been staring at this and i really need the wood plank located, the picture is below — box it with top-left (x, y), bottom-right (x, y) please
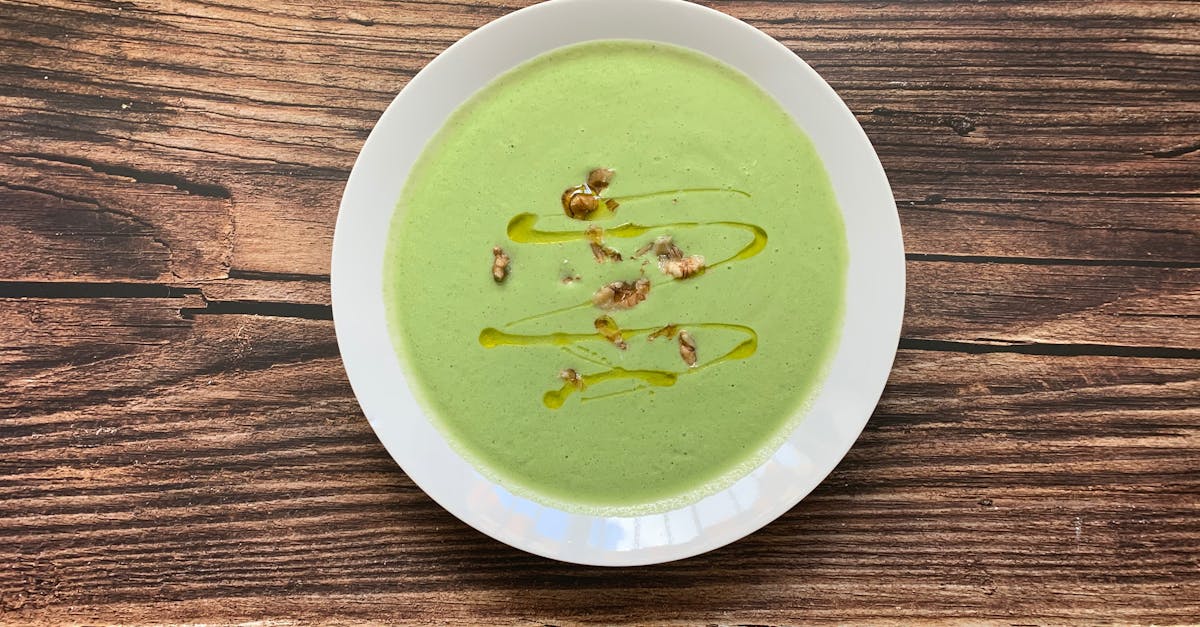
top-left (0, 153), bottom-right (233, 282)
top-left (906, 262), bottom-right (1199, 350)
top-left (0, 0), bottom-right (1196, 282)
top-left (0, 302), bottom-right (1196, 623)
top-left (11, 258), bottom-right (1195, 350)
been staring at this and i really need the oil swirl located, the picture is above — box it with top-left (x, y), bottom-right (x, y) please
top-left (483, 181), bottom-right (766, 408)
top-left (480, 323), bottom-right (758, 408)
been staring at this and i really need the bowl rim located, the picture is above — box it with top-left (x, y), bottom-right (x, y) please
top-left (332, 0), bottom-right (904, 566)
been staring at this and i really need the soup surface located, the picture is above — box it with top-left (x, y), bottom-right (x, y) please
top-left (384, 40), bottom-right (848, 514)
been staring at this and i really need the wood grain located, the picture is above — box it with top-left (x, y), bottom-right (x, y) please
top-left (1, 305), bottom-right (1197, 624)
top-left (1, 0), bottom-right (1198, 624)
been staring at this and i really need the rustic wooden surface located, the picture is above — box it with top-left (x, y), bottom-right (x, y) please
top-left (1, 0), bottom-right (1198, 624)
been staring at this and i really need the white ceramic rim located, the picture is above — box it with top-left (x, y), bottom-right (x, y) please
top-left (332, 0), bottom-right (904, 566)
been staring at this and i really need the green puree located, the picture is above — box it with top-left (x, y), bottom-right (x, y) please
top-left (384, 41), bottom-right (848, 514)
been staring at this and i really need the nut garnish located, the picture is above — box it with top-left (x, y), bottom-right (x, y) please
top-left (585, 225), bottom-right (623, 263)
top-left (491, 246), bottom-right (510, 283)
top-left (660, 254), bottom-right (705, 279)
top-left (647, 323), bottom-right (679, 342)
top-left (592, 277), bottom-right (651, 310)
top-left (678, 330), bottom-right (698, 368)
top-left (561, 168), bottom-right (618, 220)
top-left (562, 185), bottom-right (598, 220)
top-left (634, 235), bottom-right (705, 279)
top-left (593, 315), bottom-right (627, 350)
top-left (587, 167), bottom-right (614, 193)
top-left (634, 235), bottom-right (683, 260)
top-left (559, 368), bottom-right (584, 389)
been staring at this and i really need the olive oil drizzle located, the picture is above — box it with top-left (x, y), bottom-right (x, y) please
top-left (486, 180), bottom-right (765, 408)
top-left (613, 187), bottom-right (751, 204)
top-left (479, 323), bottom-right (758, 408)
top-left (501, 214), bottom-right (767, 328)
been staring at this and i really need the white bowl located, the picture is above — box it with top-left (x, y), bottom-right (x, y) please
top-left (332, 0), bottom-right (903, 566)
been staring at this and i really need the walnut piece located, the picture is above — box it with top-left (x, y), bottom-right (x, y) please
top-left (562, 185), bottom-right (598, 220)
top-left (491, 246), bottom-right (510, 283)
top-left (634, 235), bottom-right (683, 260)
top-left (634, 235), bottom-right (705, 279)
top-left (562, 168), bottom-right (618, 220)
top-left (592, 277), bottom-right (651, 310)
top-left (587, 167), bottom-right (614, 193)
top-left (593, 315), bottom-right (627, 350)
top-left (585, 225), bottom-right (623, 263)
top-left (660, 254), bottom-right (706, 279)
top-left (559, 368), bottom-right (584, 389)
top-left (678, 330), bottom-right (698, 368)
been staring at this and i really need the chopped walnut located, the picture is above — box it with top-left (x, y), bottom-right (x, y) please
top-left (660, 254), bottom-right (706, 279)
top-left (585, 225), bottom-right (623, 263)
top-left (587, 167), bottom-right (614, 193)
top-left (634, 235), bottom-right (705, 279)
top-left (562, 185), bottom-right (599, 220)
top-left (559, 368), bottom-right (584, 389)
top-left (491, 246), bottom-right (510, 283)
top-left (647, 323), bottom-right (679, 342)
top-left (678, 330), bottom-right (698, 368)
top-left (634, 235), bottom-right (683, 260)
top-left (592, 277), bottom-right (651, 310)
top-left (562, 168), bottom-right (618, 220)
top-left (593, 315), bottom-right (627, 350)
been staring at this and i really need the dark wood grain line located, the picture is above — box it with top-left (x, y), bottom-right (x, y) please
top-left (0, 282), bottom-right (198, 299)
top-left (905, 253), bottom-right (1200, 269)
top-left (226, 270), bottom-right (331, 282)
top-left (900, 338), bottom-right (1200, 360)
top-left (179, 299), bottom-right (333, 320)
top-left (8, 152), bottom-right (231, 199)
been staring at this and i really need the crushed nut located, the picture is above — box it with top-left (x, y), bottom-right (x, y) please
top-left (634, 235), bottom-right (705, 279)
top-left (660, 254), bottom-right (706, 279)
top-left (634, 235), bottom-right (683, 260)
top-left (593, 315), bottom-right (627, 350)
top-left (562, 168), bottom-right (617, 220)
top-left (647, 323), bottom-right (679, 342)
top-left (562, 185), bottom-right (598, 220)
top-left (585, 225), bottom-right (623, 263)
top-left (559, 368), bottom-right (584, 389)
top-left (592, 277), bottom-right (651, 310)
top-left (491, 246), bottom-right (510, 283)
top-left (678, 330), bottom-right (698, 368)
top-left (587, 167), bottom-right (614, 194)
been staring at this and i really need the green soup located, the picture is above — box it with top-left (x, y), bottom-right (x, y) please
top-left (384, 41), bottom-right (847, 514)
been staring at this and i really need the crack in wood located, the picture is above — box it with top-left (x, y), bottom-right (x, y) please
top-left (227, 270), bottom-right (331, 282)
top-left (10, 152), bottom-right (231, 199)
top-left (0, 281), bottom-right (200, 299)
top-left (900, 338), bottom-right (1200, 360)
top-left (1146, 142), bottom-right (1200, 158)
top-left (906, 253), bottom-right (1200, 269)
top-left (179, 299), bottom-right (333, 321)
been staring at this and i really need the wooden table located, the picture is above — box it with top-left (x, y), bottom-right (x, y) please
top-left (2, 1), bottom-right (1197, 624)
